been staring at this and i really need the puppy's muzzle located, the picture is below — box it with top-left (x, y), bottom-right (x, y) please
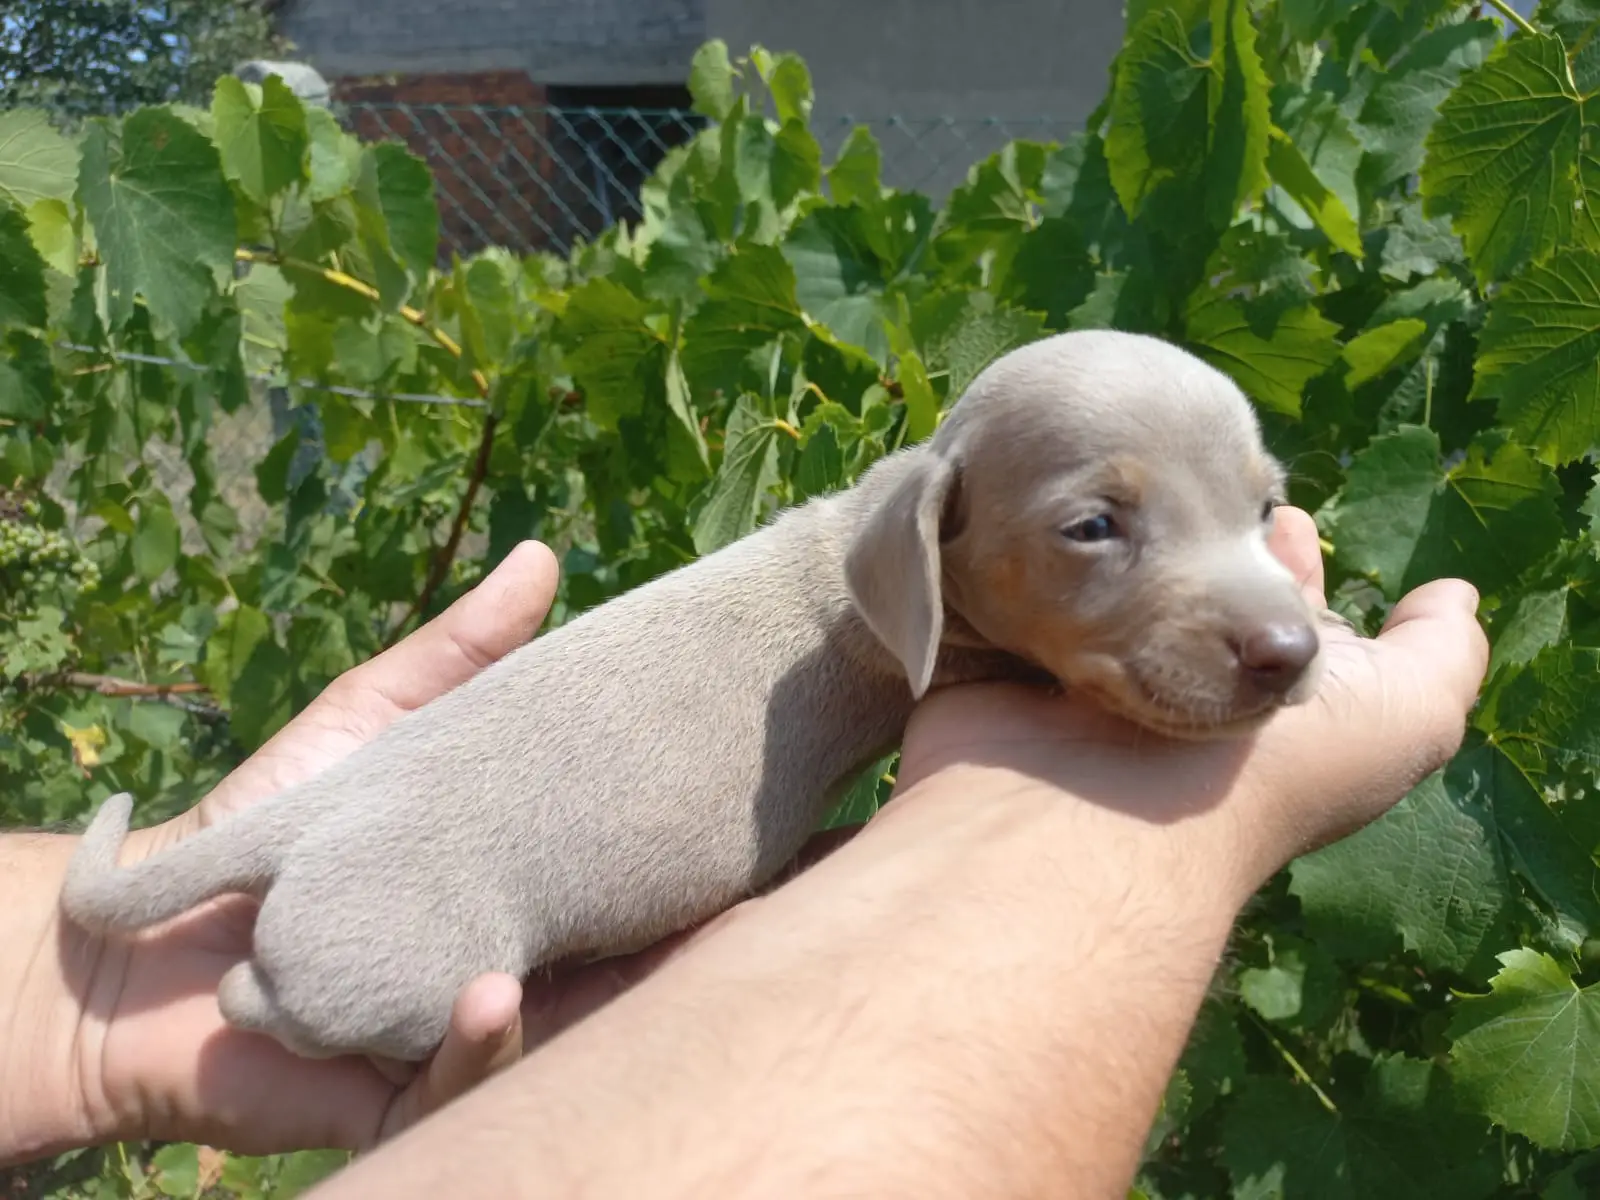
top-left (1230, 619), bottom-right (1319, 699)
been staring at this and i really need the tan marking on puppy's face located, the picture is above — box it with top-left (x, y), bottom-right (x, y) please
top-left (933, 331), bottom-right (1325, 740)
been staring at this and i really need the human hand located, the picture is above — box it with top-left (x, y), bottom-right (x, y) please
top-left (52, 541), bottom-right (558, 1155)
top-left (889, 504), bottom-right (1491, 904)
top-left (457, 506), bottom-right (1491, 1059)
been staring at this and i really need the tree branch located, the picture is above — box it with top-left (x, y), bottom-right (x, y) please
top-left (58, 672), bottom-right (209, 697)
top-left (20, 672), bottom-right (226, 719)
top-left (384, 411), bottom-right (501, 648)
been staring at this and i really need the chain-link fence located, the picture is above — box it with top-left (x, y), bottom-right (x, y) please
top-left (341, 101), bottom-right (1081, 261)
top-left (58, 99), bottom-right (1080, 558)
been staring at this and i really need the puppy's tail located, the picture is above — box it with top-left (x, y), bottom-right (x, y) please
top-left (58, 792), bottom-right (285, 935)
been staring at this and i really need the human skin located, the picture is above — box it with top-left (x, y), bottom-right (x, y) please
top-left (0, 509), bottom-right (1489, 1197)
top-left (0, 540), bottom-right (560, 1164)
top-left (302, 507), bottom-right (1488, 1200)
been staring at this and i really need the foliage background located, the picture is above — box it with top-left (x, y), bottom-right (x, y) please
top-left (5, 0), bottom-right (1600, 1195)
top-left (0, 0), bottom-right (286, 124)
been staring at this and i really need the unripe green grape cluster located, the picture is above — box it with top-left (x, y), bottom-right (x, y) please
top-left (0, 495), bottom-right (100, 613)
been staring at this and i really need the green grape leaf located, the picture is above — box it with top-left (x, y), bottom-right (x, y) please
top-left (783, 206), bottom-right (887, 359)
top-left (1448, 949), bottom-right (1600, 1152)
top-left (78, 107), bottom-right (237, 335)
top-left (691, 397), bottom-right (782, 554)
top-left (761, 51), bottom-right (814, 126)
top-left (305, 105), bottom-right (360, 203)
top-left (1180, 998), bottom-right (1246, 1120)
top-left (273, 1149), bottom-right (351, 1198)
top-left (1182, 293), bottom-right (1341, 417)
top-left (356, 141), bottom-right (439, 279)
top-left (1205, 0), bottom-right (1273, 228)
top-left (1237, 935), bottom-right (1342, 1029)
top-left (1265, 126), bottom-right (1363, 259)
top-left (1105, 8), bottom-right (1209, 219)
top-left (0, 108), bottom-right (78, 209)
top-left (682, 245), bottom-right (806, 395)
top-left (200, 604), bottom-right (271, 706)
top-left (1280, 0), bottom-right (1344, 41)
top-left (1492, 644), bottom-right (1600, 778)
top-left (1473, 731), bottom-right (1600, 949)
top-left (1221, 1057), bottom-right (1500, 1200)
top-left (913, 290), bottom-right (1046, 404)
top-left (897, 351), bottom-right (939, 443)
top-left (1317, 425), bottom-right (1565, 601)
top-left (689, 39), bottom-right (737, 121)
top-left (1287, 751), bottom-right (1513, 972)
top-left (771, 120), bottom-right (822, 210)
top-left (1490, 586), bottom-right (1572, 677)
top-left (0, 330), bottom-right (59, 418)
top-left (818, 753), bottom-right (896, 831)
top-left (1002, 215), bottom-right (1096, 330)
top-left (794, 417), bottom-right (845, 501)
top-left (665, 350), bottom-right (711, 477)
top-left (229, 630), bottom-right (296, 751)
top-left (1470, 249), bottom-right (1600, 466)
top-left (1356, 19), bottom-right (1499, 197)
top-left (558, 279), bottom-right (667, 431)
top-left (1276, 92), bottom-right (1363, 229)
top-left (458, 255), bottom-right (515, 373)
top-left (1420, 33), bottom-right (1593, 286)
top-left (0, 201), bottom-right (49, 330)
top-left (1378, 201), bottom-right (1467, 283)
top-left (641, 203), bottom-right (719, 305)
top-left (150, 1143), bottom-right (199, 1198)
top-left (132, 496), bottom-right (182, 582)
top-left (211, 74), bottom-right (309, 205)
top-left (1341, 318), bottom-right (1430, 389)
top-left (827, 126), bottom-right (883, 207)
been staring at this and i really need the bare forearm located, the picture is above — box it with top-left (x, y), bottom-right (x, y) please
top-left (0, 832), bottom-right (98, 1165)
top-left (314, 768), bottom-right (1247, 1199)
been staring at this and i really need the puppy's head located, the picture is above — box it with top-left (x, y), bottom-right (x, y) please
top-left (845, 329), bottom-right (1324, 740)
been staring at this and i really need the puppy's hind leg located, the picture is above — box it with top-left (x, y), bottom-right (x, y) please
top-left (218, 960), bottom-right (336, 1060)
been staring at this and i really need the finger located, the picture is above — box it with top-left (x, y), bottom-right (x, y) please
top-left (1374, 578), bottom-right (1489, 713)
top-left (377, 972), bottom-right (525, 1140)
top-left (1268, 506), bottom-right (1328, 610)
top-left (341, 540), bottom-right (561, 714)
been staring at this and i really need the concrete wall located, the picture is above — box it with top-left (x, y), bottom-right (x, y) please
top-left (277, 0), bottom-right (705, 85)
top-left (277, 0), bottom-right (1127, 197)
top-left (707, 0), bottom-right (1123, 195)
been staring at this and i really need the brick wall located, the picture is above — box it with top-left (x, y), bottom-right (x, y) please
top-left (335, 71), bottom-right (564, 260)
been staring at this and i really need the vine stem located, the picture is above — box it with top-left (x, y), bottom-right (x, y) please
top-left (383, 411), bottom-right (501, 648)
top-left (58, 672), bottom-right (208, 697)
top-left (28, 672), bottom-right (224, 718)
top-left (1244, 1011), bottom-right (1340, 1115)
top-left (233, 249), bottom-right (491, 401)
top-left (1484, 0), bottom-right (1537, 36)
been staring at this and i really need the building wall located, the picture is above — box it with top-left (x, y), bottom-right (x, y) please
top-left (276, 0), bottom-right (1126, 200)
top-left (707, 0), bottom-right (1122, 195)
top-left (276, 0), bottom-right (705, 85)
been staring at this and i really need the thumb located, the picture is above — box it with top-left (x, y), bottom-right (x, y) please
top-left (1374, 578), bottom-right (1489, 721)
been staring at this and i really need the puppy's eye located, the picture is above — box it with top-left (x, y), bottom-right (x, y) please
top-left (1062, 513), bottom-right (1121, 543)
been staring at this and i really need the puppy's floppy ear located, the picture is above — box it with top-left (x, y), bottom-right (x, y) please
top-left (844, 449), bottom-right (962, 699)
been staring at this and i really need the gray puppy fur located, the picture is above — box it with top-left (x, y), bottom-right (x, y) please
top-left (59, 329), bottom-right (1331, 1062)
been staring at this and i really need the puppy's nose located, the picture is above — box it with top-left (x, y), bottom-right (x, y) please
top-left (1233, 621), bottom-right (1318, 694)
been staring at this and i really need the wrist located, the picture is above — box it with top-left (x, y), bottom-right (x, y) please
top-left (0, 832), bottom-right (110, 1166)
top-left (883, 758), bottom-right (1262, 932)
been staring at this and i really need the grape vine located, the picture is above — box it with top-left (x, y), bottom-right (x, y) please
top-left (5, 2), bottom-right (1600, 1196)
